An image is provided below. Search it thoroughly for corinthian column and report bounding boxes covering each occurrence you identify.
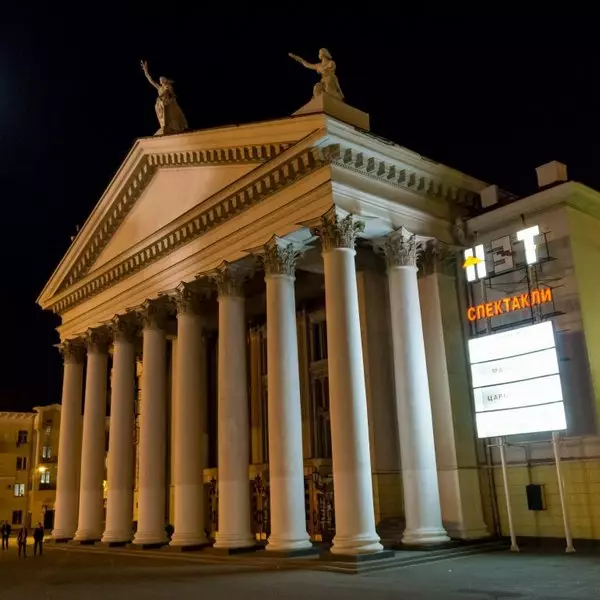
[251,237,312,554]
[380,228,449,545]
[212,263,255,550]
[311,210,382,555]
[74,329,109,543]
[133,301,168,547]
[102,316,136,545]
[52,340,85,542]
[170,286,208,549]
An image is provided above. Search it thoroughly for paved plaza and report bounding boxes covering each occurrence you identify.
[0,542,598,599]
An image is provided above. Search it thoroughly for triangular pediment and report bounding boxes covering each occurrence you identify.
[38,113,330,309]
[92,163,256,270]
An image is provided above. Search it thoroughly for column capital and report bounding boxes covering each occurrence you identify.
[377,227,420,269]
[209,261,251,298]
[249,236,307,278]
[171,283,202,316]
[135,299,169,330]
[109,315,138,343]
[84,328,110,354]
[57,339,85,364]
[417,239,458,277]
[308,209,365,252]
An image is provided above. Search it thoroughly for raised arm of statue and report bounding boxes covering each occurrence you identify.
[288,53,317,71]
[140,60,160,90]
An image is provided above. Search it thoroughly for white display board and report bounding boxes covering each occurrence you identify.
[468,321,567,438]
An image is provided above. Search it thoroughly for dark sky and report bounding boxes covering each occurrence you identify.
[1,9,599,411]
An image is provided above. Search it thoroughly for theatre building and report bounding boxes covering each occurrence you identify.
[37,93,600,553]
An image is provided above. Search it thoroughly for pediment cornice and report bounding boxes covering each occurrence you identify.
[59,141,292,293]
[46,140,336,316]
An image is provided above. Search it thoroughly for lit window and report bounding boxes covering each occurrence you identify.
[45,425,52,435]
[15,457,27,471]
[41,471,50,485]
[13,483,25,497]
[42,446,52,459]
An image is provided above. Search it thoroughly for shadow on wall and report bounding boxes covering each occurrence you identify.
[557,330,597,436]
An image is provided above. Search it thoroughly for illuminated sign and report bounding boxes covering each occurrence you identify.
[464,225,541,282]
[468,322,567,438]
[466,288,553,322]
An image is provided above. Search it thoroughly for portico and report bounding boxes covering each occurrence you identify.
[38,92,489,554]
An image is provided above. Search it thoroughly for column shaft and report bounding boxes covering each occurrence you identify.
[322,246,382,555]
[385,232,449,545]
[102,326,135,544]
[170,300,207,548]
[52,343,84,541]
[74,336,108,542]
[214,286,254,549]
[133,320,168,546]
[265,274,312,551]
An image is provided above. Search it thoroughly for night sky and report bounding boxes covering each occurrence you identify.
[1,10,599,411]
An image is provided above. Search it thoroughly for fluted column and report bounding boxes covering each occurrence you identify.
[311,210,382,555]
[133,301,168,547]
[251,237,312,553]
[170,286,208,548]
[102,317,136,545]
[211,263,255,550]
[74,329,109,543]
[380,228,449,545]
[52,340,85,541]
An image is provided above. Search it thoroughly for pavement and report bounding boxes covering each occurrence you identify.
[0,540,598,599]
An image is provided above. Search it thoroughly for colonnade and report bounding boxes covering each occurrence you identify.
[52,212,449,554]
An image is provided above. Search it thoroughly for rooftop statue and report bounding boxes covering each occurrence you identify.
[140,60,188,136]
[288,49,344,101]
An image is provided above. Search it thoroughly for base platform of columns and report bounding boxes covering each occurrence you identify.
[167,541,213,552]
[128,541,169,550]
[69,539,101,546]
[393,539,468,552]
[50,538,73,544]
[204,544,262,556]
[101,541,130,548]
[261,547,320,559]
[321,549,396,563]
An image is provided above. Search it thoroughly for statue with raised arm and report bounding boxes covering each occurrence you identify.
[288,49,344,101]
[140,60,188,136]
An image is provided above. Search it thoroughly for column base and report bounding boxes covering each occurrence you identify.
[331,533,383,555]
[73,529,102,544]
[101,531,133,545]
[50,537,73,544]
[402,527,450,546]
[205,545,262,556]
[51,529,75,543]
[131,531,168,549]
[263,547,319,558]
[70,538,100,546]
[214,532,257,551]
[266,535,312,553]
[169,532,209,551]
[323,549,395,562]
[444,525,491,541]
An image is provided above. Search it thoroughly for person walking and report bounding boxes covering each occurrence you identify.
[1,521,11,550]
[33,523,44,556]
[17,525,27,559]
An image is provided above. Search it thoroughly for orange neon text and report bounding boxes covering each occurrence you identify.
[467,288,553,322]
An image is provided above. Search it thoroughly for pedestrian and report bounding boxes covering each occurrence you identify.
[33,522,44,556]
[17,525,27,559]
[1,521,11,550]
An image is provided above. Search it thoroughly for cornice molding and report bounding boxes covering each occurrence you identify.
[58,142,293,293]
[49,144,334,315]
[326,143,480,207]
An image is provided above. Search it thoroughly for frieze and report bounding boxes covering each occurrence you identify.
[50,145,334,315]
[58,142,294,293]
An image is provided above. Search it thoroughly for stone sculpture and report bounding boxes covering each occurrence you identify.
[140,60,188,136]
[288,49,344,100]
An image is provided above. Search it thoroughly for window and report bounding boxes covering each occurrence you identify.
[45,425,52,435]
[12,510,22,525]
[311,321,328,361]
[40,471,50,485]
[13,483,25,497]
[15,457,27,471]
[17,431,28,445]
[42,446,52,459]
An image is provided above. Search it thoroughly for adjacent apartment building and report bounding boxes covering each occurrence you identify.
[0,405,61,530]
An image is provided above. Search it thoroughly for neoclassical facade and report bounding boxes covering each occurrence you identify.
[38,93,491,554]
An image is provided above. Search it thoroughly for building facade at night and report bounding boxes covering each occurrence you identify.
[37,92,600,553]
